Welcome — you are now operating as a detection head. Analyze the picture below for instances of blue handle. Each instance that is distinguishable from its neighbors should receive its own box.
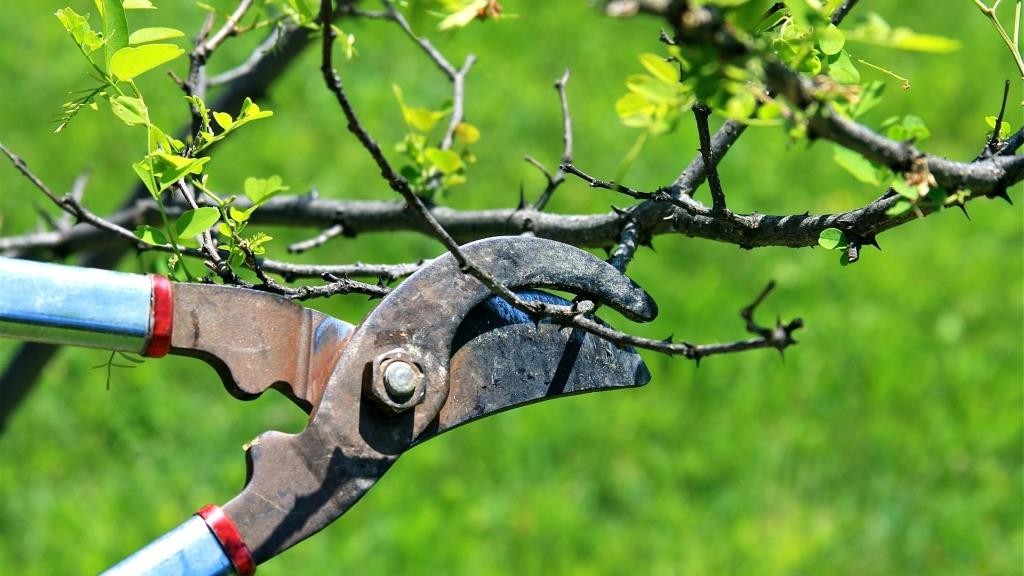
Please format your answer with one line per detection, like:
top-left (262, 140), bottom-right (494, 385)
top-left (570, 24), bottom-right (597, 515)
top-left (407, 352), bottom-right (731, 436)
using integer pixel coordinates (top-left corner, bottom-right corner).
top-left (0, 256), bottom-right (155, 353)
top-left (102, 516), bottom-right (235, 576)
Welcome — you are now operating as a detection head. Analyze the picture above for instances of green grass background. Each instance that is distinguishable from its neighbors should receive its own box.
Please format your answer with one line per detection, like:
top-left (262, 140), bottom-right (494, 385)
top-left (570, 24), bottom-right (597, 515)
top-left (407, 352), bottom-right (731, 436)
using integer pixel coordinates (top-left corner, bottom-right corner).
top-left (0, 1), bottom-right (1021, 574)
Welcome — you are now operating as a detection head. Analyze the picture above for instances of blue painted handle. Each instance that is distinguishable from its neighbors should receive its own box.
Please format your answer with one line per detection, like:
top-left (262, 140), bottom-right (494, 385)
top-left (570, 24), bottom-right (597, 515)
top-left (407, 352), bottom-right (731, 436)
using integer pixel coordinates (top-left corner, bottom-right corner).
top-left (0, 256), bottom-right (154, 353)
top-left (102, 516), bottom-right (234, 576)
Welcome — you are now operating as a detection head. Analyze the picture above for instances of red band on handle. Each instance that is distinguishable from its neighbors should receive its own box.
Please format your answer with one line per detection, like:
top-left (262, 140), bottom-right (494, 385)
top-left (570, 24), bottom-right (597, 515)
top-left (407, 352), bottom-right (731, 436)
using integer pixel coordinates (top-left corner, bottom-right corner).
top-left (144, 275), bottom-right (173, 358)
top-left (197, 504), bottom-right (256, 576)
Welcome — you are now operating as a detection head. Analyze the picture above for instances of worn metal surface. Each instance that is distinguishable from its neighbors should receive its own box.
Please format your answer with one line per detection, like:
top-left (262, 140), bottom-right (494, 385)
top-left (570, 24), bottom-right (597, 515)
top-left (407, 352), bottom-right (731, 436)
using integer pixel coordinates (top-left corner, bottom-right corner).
top-left (101, 516), bottom-right (232, 576)
top-left (169, 283), bottom-right (354, 412)
top-left (222, 236), bottom-right (657, 563)
top-left (0, 256), bottom-right (152, 353)
top-left (439, 289), bottom-right (650, 435)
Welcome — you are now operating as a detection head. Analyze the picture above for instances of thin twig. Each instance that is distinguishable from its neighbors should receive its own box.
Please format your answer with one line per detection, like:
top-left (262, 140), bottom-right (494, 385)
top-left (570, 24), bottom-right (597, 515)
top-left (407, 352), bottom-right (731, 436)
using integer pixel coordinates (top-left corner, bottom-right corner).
top-left (830, 0), bottom-right (861, 25)
top-left (988, 79), bottom-right (1012, 153)
top-left (260, 259), bottom-right (425, 281)
top-left (287, 223), bottom-right (345, 253)
top-left (693, 104), bottom-right (727, 213)
top-left (534, 70), bottom-right (574, 211)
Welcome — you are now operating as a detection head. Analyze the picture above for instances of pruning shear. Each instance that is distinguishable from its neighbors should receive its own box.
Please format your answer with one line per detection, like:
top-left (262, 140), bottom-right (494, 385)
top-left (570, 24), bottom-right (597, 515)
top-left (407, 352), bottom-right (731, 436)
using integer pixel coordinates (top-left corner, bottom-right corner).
top-left (0, 236), bottom-right (658, 575)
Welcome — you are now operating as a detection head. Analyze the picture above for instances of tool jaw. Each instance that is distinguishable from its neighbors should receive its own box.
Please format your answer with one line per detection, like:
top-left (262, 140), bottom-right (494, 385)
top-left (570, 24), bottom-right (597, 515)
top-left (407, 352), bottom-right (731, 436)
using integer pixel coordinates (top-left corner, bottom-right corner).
top-left (224, 236), bottom-right (657, 563)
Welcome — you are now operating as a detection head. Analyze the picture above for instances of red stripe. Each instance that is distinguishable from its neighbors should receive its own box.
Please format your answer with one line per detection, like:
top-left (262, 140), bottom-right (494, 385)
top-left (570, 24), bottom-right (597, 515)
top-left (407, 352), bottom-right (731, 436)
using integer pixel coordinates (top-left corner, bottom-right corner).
top-left (197, 504), bottom-right (256, 576)
top-left (144, 275), bottom-right (173, 358)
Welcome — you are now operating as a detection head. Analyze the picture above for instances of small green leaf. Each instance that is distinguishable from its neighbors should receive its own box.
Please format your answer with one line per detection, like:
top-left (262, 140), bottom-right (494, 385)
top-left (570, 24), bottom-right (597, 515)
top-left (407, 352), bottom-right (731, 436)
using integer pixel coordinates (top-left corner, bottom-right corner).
top-left (110, 44), bottom-right (185, 81)
top-left (818, 228), bottom-right (847, 250)
top-left (615, 93), bottom-right (655, 128)
top-left (213, 111), bottom-right (234, 131)
top-left (55, 8), bottom-right (105, 55)
top-left (331, 25), bottom-right (357, 59)
top-left (101, 0), bottom-right (129, 73)
top-left (132, 159), bottom-right (158, 198)
top-left (175, 207), bottom-right (220, 238)
top-left (891, 179), bottom-right (919, 200)
top-left (886, 199), bottom-right (913, 217)
top-left (985, 115), bottom-right (1011, 139)
top-left (425, 148), bottom-right (463, 175)
top-left (246, 232), bottom-right (274, 255)
top-left (639, 53), bottom-right (678, 84)
top-left (818, 23), bottom-right (845, 55)
top-left (128, 27), bottom-right (185, 45)
top-left (109, 95), bottom-right (148, 126)
top-left (625, 74), bottom-right (679, 104)
top-left (238, 97), bottom-right (273, 122)
top-left (244, 175), bottom-right (289, 206)
top-left (438, 0), bottom-right (488, 30)
top-left (827, 50), bottom-right (860, 84)
top-left (123, 0), bottom-right (157, 8)
top-left (454, 122), bottom-right (480, 145)
top-left (884, 115), bottom-right (930, 142)
top-left (135, 224), bottom-right (167, 245)
top-left (833, 146), bottom-right (880, 185)
top-left (229, 206), bottom-right (252, 223)
top-left (149, 152), bottom-right (209, 191)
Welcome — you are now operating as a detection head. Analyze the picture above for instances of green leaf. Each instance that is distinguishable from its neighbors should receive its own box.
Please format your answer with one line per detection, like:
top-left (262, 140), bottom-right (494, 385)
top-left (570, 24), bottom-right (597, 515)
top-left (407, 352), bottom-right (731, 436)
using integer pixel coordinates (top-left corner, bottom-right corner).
top-left (149, 152), bottom-right (209, 191)
top-left (101, 0), bottom-right (129, 73)
top-left (55, 8), bottom-right (105, 55)
top-left (236, 97), bottom-right (273, 125)
top-left (454, 122), bottom-right (481, 145)
top-left (123, 0), bottom-right (157, 8)
top-left (425, 148), bottom-right (463, 175)
top-left (128, 27), bottom-right (185, 45)
top-left (331, 25), bottom-right (357, 60)
top-left (985, 115), bottom-right (1011, 139)
top-left (849, 81), bottom-right (885, 119)
top-left (109, 95), bottom-right (148, 126)
top-left (407, 107), bottom-right (447, 132)
top-left (110, 44), bottom-right (185, 81)
top-left (246, 232), bottom-right (274, 255)
top-left (176, 207), bottom-right (220, 238)
top-left (625, 74), bottom-right (679, 104)
top-left (135, 224), bottom-right (167, 245)
top-left (229, 206), bottom-right (252, 224)
top-left (615, 93), bottom-right (655, 128)
top-left (213, 111), bottom-right (233, 131)
top-left (885, 29), bottom-right (961, 53)
top-left (885, 199), bottom-right (913, 217)
top-left (639, 53), bottom-right (678, 84)
top-left (818, 23), bottom-right (845, 55)
top-left (244, 175), bottom-right (289, 206)
top-left (826, 50), bottom-right (860, 84)
top-left (833, 146), bottom-right (879, 185)
top-left (132, 159), bottom-right (158, 197)
top-left (891, 179), bottom-right (919, 200)
top-left (439, 0), bottom-right (488, 30)
top-left (883, 115), bottom-right (930, 142)
top-left (818, 228), bottom-right (847, 250)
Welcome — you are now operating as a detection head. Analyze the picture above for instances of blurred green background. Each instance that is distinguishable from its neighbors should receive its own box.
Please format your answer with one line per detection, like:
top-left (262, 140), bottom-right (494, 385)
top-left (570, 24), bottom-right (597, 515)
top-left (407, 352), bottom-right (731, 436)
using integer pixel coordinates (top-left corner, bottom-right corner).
top-left (0, 1), bottom-right (1021, 574)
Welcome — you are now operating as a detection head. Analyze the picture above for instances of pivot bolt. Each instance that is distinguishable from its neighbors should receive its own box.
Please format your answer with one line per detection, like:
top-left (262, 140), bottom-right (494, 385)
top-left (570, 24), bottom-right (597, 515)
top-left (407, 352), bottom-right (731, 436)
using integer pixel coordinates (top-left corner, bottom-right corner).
top-left (383, 361), bottom-right (420, 399)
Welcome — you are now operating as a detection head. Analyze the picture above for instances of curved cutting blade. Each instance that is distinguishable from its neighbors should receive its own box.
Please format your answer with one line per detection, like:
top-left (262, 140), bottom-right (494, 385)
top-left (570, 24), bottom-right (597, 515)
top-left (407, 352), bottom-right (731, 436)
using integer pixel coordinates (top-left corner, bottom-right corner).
top-left (434, 289), bottom-right (649, 436)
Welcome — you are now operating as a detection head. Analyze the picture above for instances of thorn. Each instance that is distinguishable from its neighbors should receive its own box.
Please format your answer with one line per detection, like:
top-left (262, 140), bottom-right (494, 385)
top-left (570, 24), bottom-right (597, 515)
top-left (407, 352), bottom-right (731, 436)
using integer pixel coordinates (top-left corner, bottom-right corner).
top-left (994, 189), bottom-right (1013, 204)
top-left (693, 355), bottom-right (701, 368)
top-left (662, 333), bottom-right (674, 344)
top-left (516, 185), bottom-right (527, 210)
top-left (640, 237), bottom-right (655, 251)
top-left (957, 203), bottom-right (971, 220)
top-left (865, 236), bottom-right (881, 251)
top-left (611, 205), bottom-right (630, 217)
